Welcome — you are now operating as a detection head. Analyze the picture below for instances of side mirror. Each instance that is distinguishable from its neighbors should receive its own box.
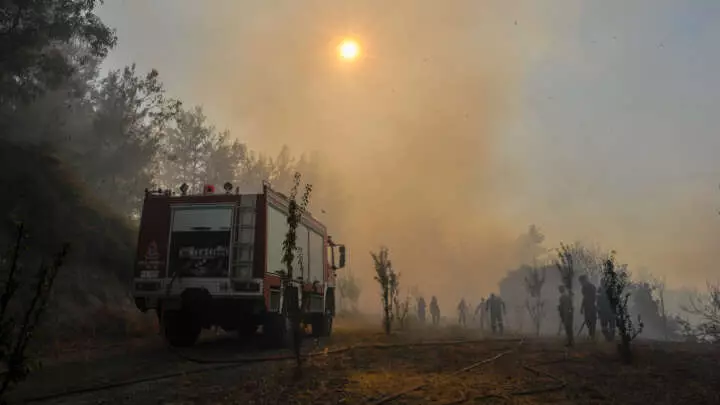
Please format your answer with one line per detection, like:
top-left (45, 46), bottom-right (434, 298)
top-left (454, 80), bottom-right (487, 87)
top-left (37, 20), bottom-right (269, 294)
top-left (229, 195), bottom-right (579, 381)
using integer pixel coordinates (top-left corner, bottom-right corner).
top-left (338, 245), bottom-right (346, 269)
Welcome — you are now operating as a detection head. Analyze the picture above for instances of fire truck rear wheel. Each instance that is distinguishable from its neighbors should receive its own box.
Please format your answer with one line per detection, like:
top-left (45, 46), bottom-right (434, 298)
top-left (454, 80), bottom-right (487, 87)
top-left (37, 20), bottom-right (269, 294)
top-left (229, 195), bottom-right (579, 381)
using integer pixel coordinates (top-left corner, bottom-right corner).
top-left (162, 310), bottom-right (201, 347)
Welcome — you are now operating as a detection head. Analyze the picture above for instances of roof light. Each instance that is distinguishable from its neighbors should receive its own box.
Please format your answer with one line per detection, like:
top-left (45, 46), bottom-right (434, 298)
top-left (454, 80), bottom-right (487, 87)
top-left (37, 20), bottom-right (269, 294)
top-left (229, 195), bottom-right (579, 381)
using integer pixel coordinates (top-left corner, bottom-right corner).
top-left (179, 183), bottom-right (189, 196)
top-left (223, 182), bottom-right (233, 194)
top-left (204, 184), bottom-right (215, 194)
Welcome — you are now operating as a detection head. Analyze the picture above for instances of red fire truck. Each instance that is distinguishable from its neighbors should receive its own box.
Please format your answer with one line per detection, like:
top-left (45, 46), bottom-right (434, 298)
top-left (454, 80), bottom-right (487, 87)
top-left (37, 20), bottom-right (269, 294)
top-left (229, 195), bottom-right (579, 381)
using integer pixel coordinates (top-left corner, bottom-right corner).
top-left (132, 182), bottom-right (346, 347)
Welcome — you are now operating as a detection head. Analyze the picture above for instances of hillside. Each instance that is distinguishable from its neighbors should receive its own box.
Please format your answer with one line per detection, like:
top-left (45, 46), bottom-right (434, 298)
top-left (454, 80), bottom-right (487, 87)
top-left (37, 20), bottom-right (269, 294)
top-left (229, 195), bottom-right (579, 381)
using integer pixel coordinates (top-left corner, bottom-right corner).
top-left (0, 138), bottom-right (153, 343)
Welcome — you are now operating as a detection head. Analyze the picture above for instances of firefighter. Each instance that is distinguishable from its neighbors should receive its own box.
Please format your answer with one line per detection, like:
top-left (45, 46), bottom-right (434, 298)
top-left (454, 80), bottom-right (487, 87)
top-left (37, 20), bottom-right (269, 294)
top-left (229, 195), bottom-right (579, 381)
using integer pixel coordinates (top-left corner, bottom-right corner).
top-left (474, 297), bottom-right (486, 332)
top-left (430, 296), bottom-right (440, 326)
top-left (417, 297), bottom-right (427, 326)
top-left (558, 285), bottom-right (573, 346)
top-left (597, 278), bottom-right (615, 341)
top-left (579, 275), bottom-right (598, 340)
top-left (457, 298), bottom-right (468, 327)
top-left (485, 294), bottom-right (506, 335)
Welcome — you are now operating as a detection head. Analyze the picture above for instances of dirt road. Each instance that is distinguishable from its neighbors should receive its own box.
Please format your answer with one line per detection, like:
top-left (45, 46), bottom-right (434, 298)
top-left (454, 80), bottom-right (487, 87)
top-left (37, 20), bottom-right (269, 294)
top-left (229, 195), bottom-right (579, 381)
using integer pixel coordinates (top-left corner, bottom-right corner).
top-left (7, 322), bottom-right (720, 405)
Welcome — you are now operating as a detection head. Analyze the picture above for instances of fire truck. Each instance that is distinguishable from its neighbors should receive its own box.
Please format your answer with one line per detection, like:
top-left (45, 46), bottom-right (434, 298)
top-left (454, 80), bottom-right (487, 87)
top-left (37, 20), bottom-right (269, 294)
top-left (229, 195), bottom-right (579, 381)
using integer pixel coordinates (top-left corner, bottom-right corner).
top-left (132, 181), bottom-right (346, 347)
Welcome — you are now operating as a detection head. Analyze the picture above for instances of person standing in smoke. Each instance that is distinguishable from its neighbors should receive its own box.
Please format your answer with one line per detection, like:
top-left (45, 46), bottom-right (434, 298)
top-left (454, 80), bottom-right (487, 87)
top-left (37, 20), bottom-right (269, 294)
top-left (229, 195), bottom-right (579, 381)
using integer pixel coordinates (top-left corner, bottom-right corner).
top-left (474, 297), bottom-right (486, 332)
top-left (417, 297), bottom-right (427, 326)
top-left (597, 278), bottom-right (615, 341)
top-left (457, 298), bottom-right (468, 327)
top-left (430, 296), bottom-right (440, 326)
top-left (558, 285), bottom-right (574, 347)
top-left (485, 294), bottom-right (506, 335)
top-left (579, 275), bottom-right (598, 340)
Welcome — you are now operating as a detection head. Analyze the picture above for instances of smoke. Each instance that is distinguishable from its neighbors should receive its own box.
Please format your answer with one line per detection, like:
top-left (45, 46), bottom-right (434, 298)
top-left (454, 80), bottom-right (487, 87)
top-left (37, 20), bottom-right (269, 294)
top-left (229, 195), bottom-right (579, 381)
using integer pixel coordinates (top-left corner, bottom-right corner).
top-left (162, 0), bottom-right (554, 312)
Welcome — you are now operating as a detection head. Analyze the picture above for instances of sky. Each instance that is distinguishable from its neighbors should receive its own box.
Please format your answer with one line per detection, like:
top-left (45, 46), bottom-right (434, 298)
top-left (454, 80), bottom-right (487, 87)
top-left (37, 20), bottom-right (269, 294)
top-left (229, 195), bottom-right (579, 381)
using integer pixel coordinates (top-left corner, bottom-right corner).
top-left (97, 1), bottom-right (720, 307)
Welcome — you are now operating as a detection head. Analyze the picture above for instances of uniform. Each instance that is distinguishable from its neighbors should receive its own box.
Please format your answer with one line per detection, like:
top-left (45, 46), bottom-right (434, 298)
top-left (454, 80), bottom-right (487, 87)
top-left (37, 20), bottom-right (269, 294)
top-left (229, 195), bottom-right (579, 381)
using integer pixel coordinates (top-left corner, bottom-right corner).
top-left (485, 294), bottom-right (506, 335)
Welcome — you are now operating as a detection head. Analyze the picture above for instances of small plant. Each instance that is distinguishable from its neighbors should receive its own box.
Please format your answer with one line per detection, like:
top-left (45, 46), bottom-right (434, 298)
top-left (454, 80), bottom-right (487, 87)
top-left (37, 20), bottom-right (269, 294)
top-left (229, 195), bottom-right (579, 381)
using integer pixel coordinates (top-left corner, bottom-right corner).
top-left (524, 266), bottom-right (546, 336)
top-left (555, 243), bottom-right (575, 346)
top-left (0, 224), bottom-right (70, 401)
top-left (371, 247), bottom-right (396, 335)
top-left (281, 172), bottom-right (312, 367)
top-left (602, 252), bottom-right (643, 363)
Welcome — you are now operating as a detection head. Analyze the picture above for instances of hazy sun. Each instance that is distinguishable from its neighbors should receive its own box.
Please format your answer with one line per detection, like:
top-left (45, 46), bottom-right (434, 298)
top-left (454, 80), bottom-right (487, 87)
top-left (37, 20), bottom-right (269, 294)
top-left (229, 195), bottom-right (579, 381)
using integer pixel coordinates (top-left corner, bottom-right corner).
top-left (338, 39), bottom-right (360, 60)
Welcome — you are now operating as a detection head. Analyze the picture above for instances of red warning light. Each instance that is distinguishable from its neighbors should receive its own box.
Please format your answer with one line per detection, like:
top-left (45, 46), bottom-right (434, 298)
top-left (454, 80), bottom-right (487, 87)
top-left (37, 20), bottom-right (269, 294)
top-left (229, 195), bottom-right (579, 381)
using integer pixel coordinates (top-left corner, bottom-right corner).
top-left (204, 184), bottom-right (215, 194)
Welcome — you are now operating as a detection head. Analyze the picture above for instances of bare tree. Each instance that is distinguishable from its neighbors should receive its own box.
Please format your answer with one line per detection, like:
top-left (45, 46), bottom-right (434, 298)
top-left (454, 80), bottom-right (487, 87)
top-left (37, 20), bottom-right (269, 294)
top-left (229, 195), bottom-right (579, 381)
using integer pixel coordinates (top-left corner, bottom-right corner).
top-left (524, 266), bottom-right (547, 336)
top-left (680, 281), bottom-right (720, 343)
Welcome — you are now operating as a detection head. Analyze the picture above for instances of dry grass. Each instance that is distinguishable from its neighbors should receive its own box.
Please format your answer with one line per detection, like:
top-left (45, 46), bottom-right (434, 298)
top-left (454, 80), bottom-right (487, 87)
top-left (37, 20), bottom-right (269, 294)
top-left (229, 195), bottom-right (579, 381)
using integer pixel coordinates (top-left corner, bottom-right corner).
top-left (7, 318), bottom-right (720, 404)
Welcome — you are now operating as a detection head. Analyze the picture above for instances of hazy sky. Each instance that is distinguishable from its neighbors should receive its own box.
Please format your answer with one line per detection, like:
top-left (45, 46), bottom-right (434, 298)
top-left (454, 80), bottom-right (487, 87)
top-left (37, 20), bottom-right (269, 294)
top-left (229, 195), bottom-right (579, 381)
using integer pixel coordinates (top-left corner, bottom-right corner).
top-left (98, 1), bottom-right (719, 301)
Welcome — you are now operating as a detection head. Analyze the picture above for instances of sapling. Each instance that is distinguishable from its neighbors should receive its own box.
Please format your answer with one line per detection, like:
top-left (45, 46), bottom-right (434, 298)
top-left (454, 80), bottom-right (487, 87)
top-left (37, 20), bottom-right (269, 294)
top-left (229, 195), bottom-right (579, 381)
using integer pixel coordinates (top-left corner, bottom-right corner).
top-left (602, 253), bottom-right (643, 363)
top-left (555, 243), bottom-right (575, 347)
top-left (281, 172), bottom-right (312, 367)
top-left (371, 247), bottom-right (394, 335)
top-left (0, 224), bottom-right (70, 401)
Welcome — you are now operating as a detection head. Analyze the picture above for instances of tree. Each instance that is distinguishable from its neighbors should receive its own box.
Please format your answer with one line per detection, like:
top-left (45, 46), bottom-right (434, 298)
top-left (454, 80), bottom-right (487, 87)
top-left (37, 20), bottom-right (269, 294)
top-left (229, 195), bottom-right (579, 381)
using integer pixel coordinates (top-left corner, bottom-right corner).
top-left (523, 265), bottom-right (546, 336)
top-left (280, 172), bottom-right (312, 367)
top-left (204, 130), bottom-right (246, 188)
top-left (159, 106), bottom-right (215, 193)
top-left (371, 246), bottom-right (395, 335)
top-left (555, 243), bottom-right (575, 346)
top-left (76, 64), bottom-right (180, 216)
top-left (679, 282), bottom-right (720, 343)
top-left (602, 253), bottom-right (643, 363)
top-left (337, 271), bottom-right (361, 313)
top-left (516, 224), bottom-right (547, 265)
top-left (0, 0), bottom-right (116, 111)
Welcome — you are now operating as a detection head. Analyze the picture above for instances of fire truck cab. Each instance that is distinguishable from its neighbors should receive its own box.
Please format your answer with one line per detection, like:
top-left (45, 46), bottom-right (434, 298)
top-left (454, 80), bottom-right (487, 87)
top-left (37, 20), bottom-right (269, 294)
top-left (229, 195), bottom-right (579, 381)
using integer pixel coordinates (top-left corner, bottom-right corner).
top-left (132, 182), bottom-right (346, 347)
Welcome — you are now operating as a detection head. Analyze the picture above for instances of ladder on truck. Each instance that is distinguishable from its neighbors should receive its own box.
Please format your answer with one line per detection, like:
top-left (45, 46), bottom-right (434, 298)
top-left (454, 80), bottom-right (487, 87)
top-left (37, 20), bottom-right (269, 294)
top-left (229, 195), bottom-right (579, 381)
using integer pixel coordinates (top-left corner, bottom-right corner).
top-left (230, 195), bottom-right (257, 283)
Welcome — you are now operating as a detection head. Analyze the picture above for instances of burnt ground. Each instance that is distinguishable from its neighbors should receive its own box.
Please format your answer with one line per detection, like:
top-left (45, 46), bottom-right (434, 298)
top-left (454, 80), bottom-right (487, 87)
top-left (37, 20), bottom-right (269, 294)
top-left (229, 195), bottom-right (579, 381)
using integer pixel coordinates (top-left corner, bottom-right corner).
top-left (6, 320), bottom-right (720, 405)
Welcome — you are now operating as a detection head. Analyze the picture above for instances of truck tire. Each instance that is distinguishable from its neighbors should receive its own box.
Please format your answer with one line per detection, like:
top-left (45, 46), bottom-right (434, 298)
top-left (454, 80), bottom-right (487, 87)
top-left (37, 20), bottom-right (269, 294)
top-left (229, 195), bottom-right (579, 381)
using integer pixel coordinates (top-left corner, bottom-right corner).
top-left (162, 310), bottom-right (201, 347)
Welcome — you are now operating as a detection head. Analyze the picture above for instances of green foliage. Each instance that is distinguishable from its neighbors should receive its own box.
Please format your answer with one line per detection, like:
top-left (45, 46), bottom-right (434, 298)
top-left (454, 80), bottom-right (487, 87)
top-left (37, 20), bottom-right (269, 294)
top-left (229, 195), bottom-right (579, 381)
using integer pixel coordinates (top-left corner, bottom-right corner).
top-left (371, 246), bottom-right (397, 335)
top-left (0, 0), bottom-right (116, 109)
top-left (280, 172), bottom-right (312, 366)
top-left (0, 224), bottom-right (69, 401)
top-left (75, 64), bottom-right (180, 215)
top-left (602, 252), bottom-right (644, 363)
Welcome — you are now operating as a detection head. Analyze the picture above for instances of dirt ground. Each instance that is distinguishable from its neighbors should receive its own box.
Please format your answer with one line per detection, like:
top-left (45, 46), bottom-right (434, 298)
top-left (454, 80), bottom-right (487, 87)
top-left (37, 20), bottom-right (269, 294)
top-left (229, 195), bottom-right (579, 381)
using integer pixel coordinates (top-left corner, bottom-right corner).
top-left (6, 317), bottom-right (720, 405)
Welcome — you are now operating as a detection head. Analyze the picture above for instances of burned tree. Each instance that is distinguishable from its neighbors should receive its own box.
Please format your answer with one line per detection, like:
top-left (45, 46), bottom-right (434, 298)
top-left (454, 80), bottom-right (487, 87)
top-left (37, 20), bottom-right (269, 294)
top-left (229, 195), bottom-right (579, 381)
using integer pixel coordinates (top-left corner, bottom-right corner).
top-left (281, 172), bottom-right (312, 366)
top-left (524, 266), bottom-right (547, 336)
top-left (371, 247), bottom-right (396, 335)
top-left (602, 253), bottom-right (643, 363)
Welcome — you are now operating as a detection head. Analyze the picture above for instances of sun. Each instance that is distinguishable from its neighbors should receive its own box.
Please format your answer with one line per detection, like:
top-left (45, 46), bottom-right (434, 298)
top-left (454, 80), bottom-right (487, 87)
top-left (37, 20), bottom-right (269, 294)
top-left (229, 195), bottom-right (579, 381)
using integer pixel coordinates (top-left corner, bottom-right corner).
top-left (338, 39), bottom-right (360, 60)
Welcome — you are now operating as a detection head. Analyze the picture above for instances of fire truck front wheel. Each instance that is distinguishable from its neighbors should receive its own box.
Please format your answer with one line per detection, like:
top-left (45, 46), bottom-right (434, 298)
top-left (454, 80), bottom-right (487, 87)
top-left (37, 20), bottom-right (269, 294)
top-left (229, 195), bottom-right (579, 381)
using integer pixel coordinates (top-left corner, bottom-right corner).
top-left (162, 310), bottom-right (201, 347)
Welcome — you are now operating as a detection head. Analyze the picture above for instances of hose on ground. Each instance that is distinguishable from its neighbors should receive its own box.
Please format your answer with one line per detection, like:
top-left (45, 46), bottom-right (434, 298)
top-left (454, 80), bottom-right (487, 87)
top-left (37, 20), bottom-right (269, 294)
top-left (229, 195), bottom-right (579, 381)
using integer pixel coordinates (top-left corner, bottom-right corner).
top-left (19, 337), bottom-right (521, 403)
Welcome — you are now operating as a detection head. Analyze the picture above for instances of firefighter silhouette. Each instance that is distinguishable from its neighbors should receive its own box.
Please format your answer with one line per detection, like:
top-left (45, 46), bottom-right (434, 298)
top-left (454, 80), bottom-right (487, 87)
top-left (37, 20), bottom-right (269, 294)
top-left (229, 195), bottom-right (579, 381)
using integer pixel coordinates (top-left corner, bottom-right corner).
top-left (485, 294), bottom-right (506, 335)
top-left (429, 296), bottom-right (440, 326)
